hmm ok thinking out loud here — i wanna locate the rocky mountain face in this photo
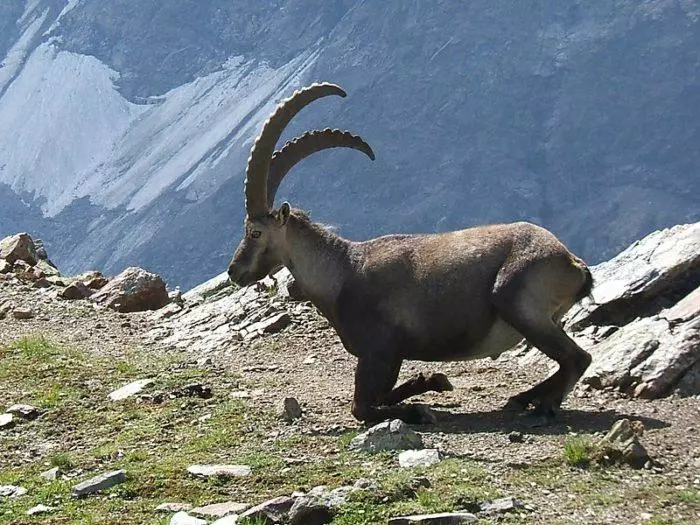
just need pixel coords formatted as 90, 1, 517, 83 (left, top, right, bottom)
1, 0, 699, 289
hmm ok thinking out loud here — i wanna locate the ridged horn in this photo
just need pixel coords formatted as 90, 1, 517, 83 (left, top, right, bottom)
267, 128, 375, 208
244, 83, 347, 217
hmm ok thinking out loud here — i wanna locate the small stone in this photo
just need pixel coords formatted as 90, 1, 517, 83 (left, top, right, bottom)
0, 485, 27, 498
238, 495, 294, 524
39, 467, 61, 481
388, 512, 478, 524
26, 504, 55, 516
410, 476, 431, 490
61, 282, 94, 300
508, 431, 524, 443
349, 419, 423, 452
191, 501, 249, 518
108, 379, 154, 401
7, 403, 41, 420
187, 464, 252, 478
353, 478, 379, 491
196, 357, 213, 367
479, 496, 524, 514
595, 418, 651, 468
170, 511, 207, 525
398, 449, 441, 468
281, 397, 302, 421
172, 383, 212, 399
0, 413, 14, 428
156, 502, 193, 513
71, 470, 127, 497
12, 308, 34, 320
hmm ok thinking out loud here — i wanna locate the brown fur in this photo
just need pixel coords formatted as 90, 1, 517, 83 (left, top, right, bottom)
229, 209, 592, 424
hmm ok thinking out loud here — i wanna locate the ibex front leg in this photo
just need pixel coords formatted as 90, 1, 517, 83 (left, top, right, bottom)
352, 355, 438, 425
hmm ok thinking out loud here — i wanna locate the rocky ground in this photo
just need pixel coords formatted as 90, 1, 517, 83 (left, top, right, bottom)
0, 226, 699, 524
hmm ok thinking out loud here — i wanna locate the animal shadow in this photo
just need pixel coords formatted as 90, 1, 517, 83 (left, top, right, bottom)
424, 405, 669, 436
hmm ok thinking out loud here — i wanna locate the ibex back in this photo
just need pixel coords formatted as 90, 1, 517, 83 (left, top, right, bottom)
228, 83, 593, 424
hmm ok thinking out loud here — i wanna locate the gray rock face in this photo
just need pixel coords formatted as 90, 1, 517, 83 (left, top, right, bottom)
349, 419, 424, 452
388, 512, 478, 524
71, 469, 127, 497
90, 267, 169, 313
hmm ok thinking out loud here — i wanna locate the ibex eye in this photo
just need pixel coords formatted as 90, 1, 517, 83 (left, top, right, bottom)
251, 230, 261, 239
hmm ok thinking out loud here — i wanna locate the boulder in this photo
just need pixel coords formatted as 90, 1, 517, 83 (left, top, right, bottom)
90, 267, 169, 312
0, 233, 37, 266
349, 419, 423, 452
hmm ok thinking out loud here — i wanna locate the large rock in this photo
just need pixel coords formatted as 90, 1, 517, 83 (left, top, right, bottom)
0, 233, 37, 266
90, 267, 169, 313
349, 419, 423, 452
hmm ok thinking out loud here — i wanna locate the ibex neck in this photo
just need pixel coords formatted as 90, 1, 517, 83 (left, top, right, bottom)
282, 213, 357, 315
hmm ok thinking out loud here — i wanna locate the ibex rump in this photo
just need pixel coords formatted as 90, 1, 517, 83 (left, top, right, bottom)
228, 83, 592, 424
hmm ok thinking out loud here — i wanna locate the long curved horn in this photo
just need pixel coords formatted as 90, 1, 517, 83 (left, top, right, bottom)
267, 128, 375, 208
244, 83, 346, 217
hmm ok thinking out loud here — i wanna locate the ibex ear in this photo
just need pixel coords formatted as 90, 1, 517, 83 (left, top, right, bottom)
277, 202, 291, 226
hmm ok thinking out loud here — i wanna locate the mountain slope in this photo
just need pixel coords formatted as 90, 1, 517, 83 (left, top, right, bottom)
1, 0, 698, 289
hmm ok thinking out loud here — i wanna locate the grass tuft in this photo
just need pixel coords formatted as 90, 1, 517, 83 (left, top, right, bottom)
563, 436, 593, 468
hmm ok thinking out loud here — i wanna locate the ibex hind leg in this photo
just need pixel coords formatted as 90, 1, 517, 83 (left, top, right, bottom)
494, 303, 591, 421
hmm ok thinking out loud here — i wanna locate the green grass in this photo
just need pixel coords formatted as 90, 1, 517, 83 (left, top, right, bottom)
1, 334, 697, 524
563, 435, 593, 468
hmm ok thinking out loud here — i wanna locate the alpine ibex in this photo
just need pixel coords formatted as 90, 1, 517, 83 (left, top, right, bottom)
228, 83, 593, 424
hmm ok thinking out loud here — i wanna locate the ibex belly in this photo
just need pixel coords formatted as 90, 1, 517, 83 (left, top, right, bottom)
403, 316, 524, 362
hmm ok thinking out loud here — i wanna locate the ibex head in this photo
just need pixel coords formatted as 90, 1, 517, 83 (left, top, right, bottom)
228, 83, 375, 286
